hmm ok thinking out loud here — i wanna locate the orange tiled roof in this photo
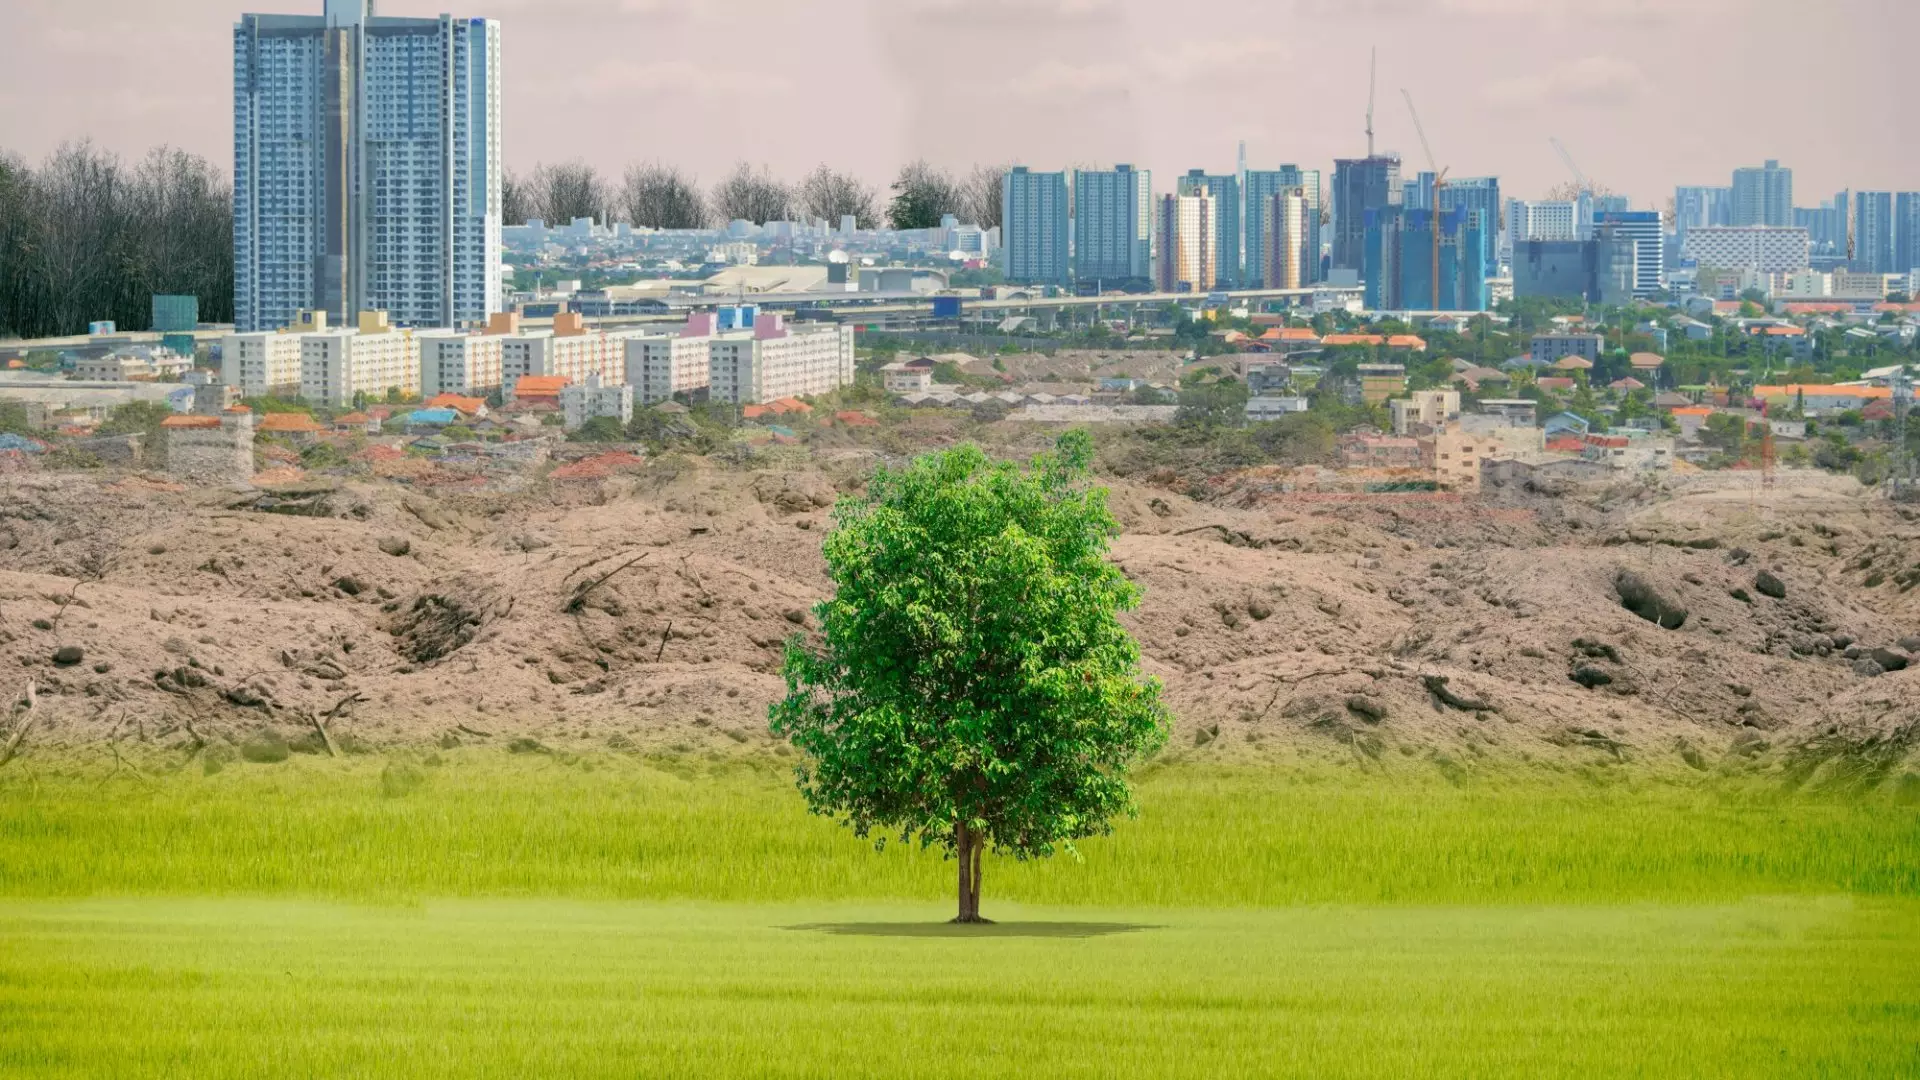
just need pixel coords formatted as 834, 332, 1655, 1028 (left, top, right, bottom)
1754, 384, 1891, 399
515, 375, 568, 395
1320, 333, 1385, 346
1759, 325, 1805, 336
334, 412, 371, 425
426, 393, 487, 414
160, 415, 221, 429
258, 413, 325, 434
1385, 334, 1427, 350
834, 410, 879, 427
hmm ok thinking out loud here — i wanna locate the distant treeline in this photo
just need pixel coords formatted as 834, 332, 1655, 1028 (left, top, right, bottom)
0, 142, 234, 341
505, 160, 1008, 234
0, 143, 1007, 341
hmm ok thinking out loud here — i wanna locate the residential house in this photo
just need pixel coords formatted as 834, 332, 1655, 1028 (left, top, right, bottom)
880, 357, 938, 393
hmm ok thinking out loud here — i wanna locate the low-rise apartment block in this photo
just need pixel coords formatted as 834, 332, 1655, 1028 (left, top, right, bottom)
222, 330, 305, 398
1389, 389, 1461, 435
502, 311, 632, 388
1530, 333, 1603, 364
626, 313, 719, 404
708, 316, 856, 405
299, 312, 419, 407
418, 329, 508, 398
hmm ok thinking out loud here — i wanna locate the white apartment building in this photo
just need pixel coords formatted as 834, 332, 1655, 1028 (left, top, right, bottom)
298, 311, 420, 406
625, 313, 717, 404
1390, 389, 1461, 435
707, 316, 856, 405
1682, 226, 1811, 274
500, 313, 631, 387
417, 329, 506, 396
233, 2, 502, 333
560, 374, 634, 430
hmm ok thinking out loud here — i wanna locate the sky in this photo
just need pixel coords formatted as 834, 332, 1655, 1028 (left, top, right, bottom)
1, 0, 1915, 209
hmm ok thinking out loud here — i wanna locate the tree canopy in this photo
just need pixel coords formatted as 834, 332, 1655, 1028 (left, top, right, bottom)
770, 431, 1169, 923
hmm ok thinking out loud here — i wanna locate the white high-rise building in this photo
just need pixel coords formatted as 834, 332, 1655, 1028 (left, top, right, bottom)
1681, 226, 1812, 275
234, 1, 502, 333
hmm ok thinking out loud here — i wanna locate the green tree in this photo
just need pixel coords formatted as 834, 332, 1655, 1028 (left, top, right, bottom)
569, 415, 626, 443
770, 432, 1170, 923
98, 400, 176, 438
1175, 376, 1249, 431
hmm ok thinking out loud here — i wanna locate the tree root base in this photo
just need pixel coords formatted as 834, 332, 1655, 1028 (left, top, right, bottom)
950, 915, 995, 925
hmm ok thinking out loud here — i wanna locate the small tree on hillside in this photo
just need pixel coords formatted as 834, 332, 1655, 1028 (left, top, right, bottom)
771, 431, 1169, 923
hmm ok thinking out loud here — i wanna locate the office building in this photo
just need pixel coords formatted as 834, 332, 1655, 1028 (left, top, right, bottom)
1245, 165, 1321, 287
1177, 170, 1240, 287
626, 313, 719, 404
707, 316, 856, 404
1265, 189, 1311, 290
1681, 226, 1811, 275
1854, 192, 1897, 273
1073, 165, 1153, 285
1531, 334, 1603, 365
1512, 236, 1633, 306
1674, 186, 1733, 238
1593, 211, 1664, 297
1793, 194, 1851, 256
1897, 192, 1920, 276
560, 374, 633, 430
1155, 192, 1216, 293
1332, 155, 1401, 273
1732, 160, 1793, 227
1439, 176, 1500, 271
298, 311, 420, 407
1507, 200, 1579, 242
998, 166, 1075, 284
1363, 207, 1488, 311
233, 1, 503, 334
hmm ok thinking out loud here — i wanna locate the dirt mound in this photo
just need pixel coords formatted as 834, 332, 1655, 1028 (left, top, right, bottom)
0, 464, 1912, 788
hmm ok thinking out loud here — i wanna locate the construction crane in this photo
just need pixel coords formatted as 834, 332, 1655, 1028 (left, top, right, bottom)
1403, 89, 1449, 310
1365, 47, 1377, 158
1549, 137, 1590, 196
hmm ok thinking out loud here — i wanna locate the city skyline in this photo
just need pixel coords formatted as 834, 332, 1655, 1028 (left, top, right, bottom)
1, 0, 1914, 208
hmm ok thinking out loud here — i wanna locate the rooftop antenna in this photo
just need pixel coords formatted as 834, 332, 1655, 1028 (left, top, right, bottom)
1365, 47, 1377, 157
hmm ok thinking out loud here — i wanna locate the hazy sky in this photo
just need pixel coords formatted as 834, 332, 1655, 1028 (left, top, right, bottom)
2, 0, 1914, 208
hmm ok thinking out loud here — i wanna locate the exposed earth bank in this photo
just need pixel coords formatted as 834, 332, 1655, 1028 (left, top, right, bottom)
1, 457, 1916, 787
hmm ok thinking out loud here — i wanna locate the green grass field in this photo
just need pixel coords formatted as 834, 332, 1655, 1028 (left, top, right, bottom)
2, 753, 1917, 1077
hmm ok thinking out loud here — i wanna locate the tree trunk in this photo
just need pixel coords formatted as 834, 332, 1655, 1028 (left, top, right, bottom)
953, 822, 988, 924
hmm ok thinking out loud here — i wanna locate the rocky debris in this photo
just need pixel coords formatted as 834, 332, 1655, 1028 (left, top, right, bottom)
378, 537, 412, 557
1615, 570, 1688, 630
1870, 647, 1911, 673
1754, 570, 1788, 599
51, 645, 83, 666
388, 582, 510, 664
1570, 665, 1614, 689
1423, 675, 1494, 713
1345, 695, 1387, 724
752, 473, 835, 515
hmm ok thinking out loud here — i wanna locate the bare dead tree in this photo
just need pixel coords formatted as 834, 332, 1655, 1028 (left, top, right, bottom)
710, 162, 791, 226
528, 161, 610, 226
501, 168, 531, 226
795, 165, 878, 230
618, 163, 710, 230
0, 140, 232, 338
961, 163, 1010, 231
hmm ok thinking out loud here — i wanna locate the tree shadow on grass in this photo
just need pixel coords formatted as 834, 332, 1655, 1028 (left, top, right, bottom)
785, 922, 1159, 939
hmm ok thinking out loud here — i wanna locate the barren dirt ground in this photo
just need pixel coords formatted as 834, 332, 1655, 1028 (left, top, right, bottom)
1, 456, 1916, 782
